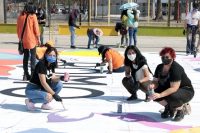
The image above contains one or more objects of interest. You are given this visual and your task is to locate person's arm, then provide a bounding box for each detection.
[107,59,113,72]
[51,73,60,82]
[33,14,41,45]
[139,67,150,83]
[38,73,55,95]
[125,66,131,78]
[160,81,180,97]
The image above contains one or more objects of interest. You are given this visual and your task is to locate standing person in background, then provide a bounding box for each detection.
[122,46,153,101]
[87,28,103,49]
[184,3,200,55]
[36,3,46,45]
[97,45,124,74]
[68,8,80,49]
[127,9,139,46]
[120,10,128,47]
[17,2,40,81]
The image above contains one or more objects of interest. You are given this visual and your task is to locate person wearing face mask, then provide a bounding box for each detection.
[122,45,153,101]
[25,45,63,111]
[149,47,194,122]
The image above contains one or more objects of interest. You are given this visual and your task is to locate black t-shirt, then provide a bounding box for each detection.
[154,61,192,89]
[30,60,55,91]
[36,8,46,25]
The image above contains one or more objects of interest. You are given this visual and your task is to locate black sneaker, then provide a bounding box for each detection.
[70,46,76,49]
[161,105,170,118]
[127,93,138,101]
[173,109,184,121]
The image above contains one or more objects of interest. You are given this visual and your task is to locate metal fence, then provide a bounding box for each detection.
[5,0,184,27]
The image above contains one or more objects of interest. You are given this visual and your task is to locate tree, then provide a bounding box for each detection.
[174,0,181,21]
[154,0,163,21]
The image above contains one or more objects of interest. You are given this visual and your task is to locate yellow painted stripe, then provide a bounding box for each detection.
[170,127,200,133]
[58,25,117,36]
[59,50,100,57]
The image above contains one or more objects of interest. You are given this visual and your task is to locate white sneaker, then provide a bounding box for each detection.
[25,99,36,111]
[41,103,53,110]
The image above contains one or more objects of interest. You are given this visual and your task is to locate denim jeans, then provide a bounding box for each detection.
[25,81,63,104]
[186,24,198,54]
[87,33,99,48]
[69,26,75,46]
[23,47,36,76]
[128,27,138,46]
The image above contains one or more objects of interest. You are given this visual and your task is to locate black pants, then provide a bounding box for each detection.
[154,86,194,109]
[122,77,150,95]
[23,47,36,76]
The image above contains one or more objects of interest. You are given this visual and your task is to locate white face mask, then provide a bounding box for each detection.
[127,54,136,61]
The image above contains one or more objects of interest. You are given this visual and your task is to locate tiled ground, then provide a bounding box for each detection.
[0,49,199,133]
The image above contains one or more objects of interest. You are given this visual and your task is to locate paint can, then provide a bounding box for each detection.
[148,88,154,96]
[117,103,122,113]
[100,66,104,74]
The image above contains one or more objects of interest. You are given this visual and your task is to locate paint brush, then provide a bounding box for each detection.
[61,101,66,110]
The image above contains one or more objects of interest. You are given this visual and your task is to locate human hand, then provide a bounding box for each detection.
[53,94,62,102]
[60,59,67,64]
[46,93,53,102]
[95,63,101,68]
[149,93,161,100]
[183,29,186,35]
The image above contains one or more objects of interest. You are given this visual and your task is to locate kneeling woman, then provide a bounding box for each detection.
[25,45,63,111]
[149,47,194,121]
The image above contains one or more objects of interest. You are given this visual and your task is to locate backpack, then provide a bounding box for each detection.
[115,22,122,32]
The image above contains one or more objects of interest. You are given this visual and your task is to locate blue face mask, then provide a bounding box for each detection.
[45,55,56,63]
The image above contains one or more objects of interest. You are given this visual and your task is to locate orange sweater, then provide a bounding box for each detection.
[105,49,124,69]
[17,13,40,49]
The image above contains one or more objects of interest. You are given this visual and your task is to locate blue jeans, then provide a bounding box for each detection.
[186,24,198,54]
[25,81,63,104]
[69,26,75,46]
[128,27,138,46]
[87,33,99,49]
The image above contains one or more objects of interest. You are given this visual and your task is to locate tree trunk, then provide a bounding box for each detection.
[155,0,163,21]
[174,0,181,21]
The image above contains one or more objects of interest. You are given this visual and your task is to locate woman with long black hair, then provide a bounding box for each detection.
[122,45,153,101]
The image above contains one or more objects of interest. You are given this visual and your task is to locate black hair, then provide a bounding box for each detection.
[132,9,138,21]
[101,47,110,61]
[124,45,146,68]
[120,9,127,20]
[44,45,58,68]
[24,2,36,14]
[193,3,199,10]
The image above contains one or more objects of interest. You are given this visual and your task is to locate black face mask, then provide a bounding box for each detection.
[161,57,172,65]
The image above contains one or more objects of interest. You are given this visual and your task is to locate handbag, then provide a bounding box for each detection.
[18,14,29,55]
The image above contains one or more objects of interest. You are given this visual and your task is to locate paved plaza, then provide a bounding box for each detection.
[0,33,200,133]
